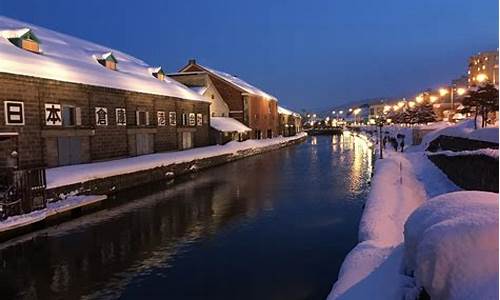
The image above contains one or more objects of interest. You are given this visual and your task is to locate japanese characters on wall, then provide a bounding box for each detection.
[95,107,108,126]
[115,108,126,126]
[157,111,166,126]
[45,103,62,126]
[4,101,24,125]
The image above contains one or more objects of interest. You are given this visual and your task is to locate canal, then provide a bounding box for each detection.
[0,135,373,300]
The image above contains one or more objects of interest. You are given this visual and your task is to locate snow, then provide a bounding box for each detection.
[189,86,208,95]
[210,117,252,133]
[0,16,207,102]
[419,119,498,150]
[191,63,277,101]
[427,148,499,159]
[278,105,301,117]
[329,147,460,299]
[403,191,499,300]
[46,133,306,189]
[0,194,107,233]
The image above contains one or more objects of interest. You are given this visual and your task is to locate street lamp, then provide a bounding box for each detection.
[456,87,466,96]
[439,88,449,96]
[476,73,488,83]
[415,94,424,103]
[429,95,438,103]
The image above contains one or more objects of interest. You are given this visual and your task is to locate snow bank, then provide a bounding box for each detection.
[0,195,107,233]
[210,117,251,133]
[0,16,207,102]
[46,133,306,189]
[404,191,499,300]
[419,119,498,150]
[277,105,300,117]
[427,148,499,159]
[328,152,427,299]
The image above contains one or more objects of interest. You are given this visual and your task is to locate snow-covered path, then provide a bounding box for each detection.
[328,147,460,300]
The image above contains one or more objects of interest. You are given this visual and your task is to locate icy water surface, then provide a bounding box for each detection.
[0,135,373,300]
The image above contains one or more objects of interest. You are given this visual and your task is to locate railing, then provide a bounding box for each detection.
[0,167,46,220]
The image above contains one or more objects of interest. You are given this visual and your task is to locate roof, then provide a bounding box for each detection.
[278,106,301,117]
[182,62,277,101]
[189,86,207,95]
[210,117,252,133]
[0,16,208,103]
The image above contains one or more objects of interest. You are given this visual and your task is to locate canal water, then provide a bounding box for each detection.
[0,135,373,300]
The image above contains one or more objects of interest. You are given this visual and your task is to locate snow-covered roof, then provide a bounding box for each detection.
[189,86,207,95]
[184,63,277,101]
[210,117,251,133]
[0,16,208,103]
[278,106,301,117]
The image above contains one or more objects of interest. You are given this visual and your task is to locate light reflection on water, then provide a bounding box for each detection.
[0,135,373,300]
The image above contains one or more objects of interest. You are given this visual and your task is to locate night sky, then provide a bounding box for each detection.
[1,0,498,110]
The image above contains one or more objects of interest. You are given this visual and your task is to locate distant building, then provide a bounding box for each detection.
[178,60,279,139]
[451,75,468,88]
[0,17,210,169]
[278,106,302,137]
[468,50,499,86]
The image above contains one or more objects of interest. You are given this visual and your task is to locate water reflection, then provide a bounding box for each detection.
[0,135,373,300]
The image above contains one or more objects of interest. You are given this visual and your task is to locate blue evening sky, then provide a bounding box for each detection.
[1,0,498,110]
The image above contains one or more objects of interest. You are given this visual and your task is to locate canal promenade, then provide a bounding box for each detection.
[0,133,306,239]
[329,123,499,299]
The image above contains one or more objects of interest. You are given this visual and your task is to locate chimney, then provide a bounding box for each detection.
[188,59,196,65]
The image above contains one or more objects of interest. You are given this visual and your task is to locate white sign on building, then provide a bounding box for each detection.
[45,103,62,126]
[4,101,24,125]
[157,111,166,126]
[95,107,108,126]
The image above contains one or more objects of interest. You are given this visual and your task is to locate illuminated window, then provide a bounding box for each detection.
[151,67,165,80]
[97,52,118,71]
[7,28,41,53]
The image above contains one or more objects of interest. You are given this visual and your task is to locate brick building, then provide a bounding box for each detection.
[0,17,210,169]
[278,106,302,137]
[177,60,279,139]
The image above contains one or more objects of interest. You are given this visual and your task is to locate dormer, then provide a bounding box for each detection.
[96,52,118,71]
[7,28,41,53]
[151,67,165,80]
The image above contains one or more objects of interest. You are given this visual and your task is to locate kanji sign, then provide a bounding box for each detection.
[157,111,166,126]
[196,113,203,126]
[4,101,24,125]
[45,103,62,126]
[115,108,126,126]
[95,107,108,126]
[169,112,177,126]
[189,113,196,126]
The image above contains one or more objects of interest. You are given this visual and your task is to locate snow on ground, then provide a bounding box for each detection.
[0,194,107,233]
[46,133,306,189]
[418,119,498,150]
[0,16,206,102]
[210,117,251,133]
[329,143,460,299]
[404,191,499,300]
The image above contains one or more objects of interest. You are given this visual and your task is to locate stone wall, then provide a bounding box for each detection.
[427,135,498,152]
[0,72,210,168]
[428,154,499,192]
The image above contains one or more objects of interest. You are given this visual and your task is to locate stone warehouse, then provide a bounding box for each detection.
[175,60,279,139]
[278,106,302,137]
[0,17,210,169]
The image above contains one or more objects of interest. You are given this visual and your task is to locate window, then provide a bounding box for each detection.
[152,67,165,80]
[97,52,118,71]
[62,106,81,127]
[136,111,149,126]
[181,113,188,126]
[211,94,215,99]
[8,29,41,54]
[197,113,203,126]
[169,112,177,126]
[189,113,196,126]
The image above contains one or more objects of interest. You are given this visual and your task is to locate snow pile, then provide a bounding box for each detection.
[427,148,499,159]
[210,117,251,133]
[194,63,277,101]
[329,152,427,299]
[404,191,499,300]
[46,133,306,189]
[419,119,498,150]
[0,16,206,102]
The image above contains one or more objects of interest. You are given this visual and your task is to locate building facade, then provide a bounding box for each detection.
[178,60,279,139]
[0,18,210,170]
[468,50,499,86]
[278,106,302,137]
